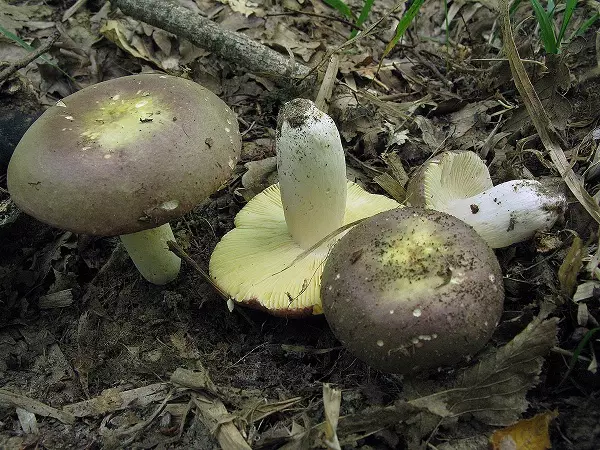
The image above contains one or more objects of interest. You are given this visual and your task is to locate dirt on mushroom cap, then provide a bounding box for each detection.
[321,207,505,374]
[7,74,241,236]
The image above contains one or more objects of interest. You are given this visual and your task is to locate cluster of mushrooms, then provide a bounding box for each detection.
[7,74,567,374]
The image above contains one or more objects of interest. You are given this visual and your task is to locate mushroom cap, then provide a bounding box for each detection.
[321,207,504,373]
[406,151,493,208]
[7,74,241,236]
[405,151,567,248]
[208,181,400,317]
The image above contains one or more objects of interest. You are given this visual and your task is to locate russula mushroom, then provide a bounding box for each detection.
[8,74,241,285]
[406,151,567,248]
[209,98,399,317]
[321,207,505,374]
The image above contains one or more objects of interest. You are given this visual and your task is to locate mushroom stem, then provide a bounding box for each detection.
[119,223,181,285]
[442,179,566,248]
[276,99,347,249]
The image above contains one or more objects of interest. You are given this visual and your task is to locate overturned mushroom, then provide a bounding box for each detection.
[406,151,567,248]
[8,74,241,284]
[209,99,399,317]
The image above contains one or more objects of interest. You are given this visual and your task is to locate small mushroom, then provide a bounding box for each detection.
[406,151,567,248]
[8,74,241,285]
[209,99,399,317]
[321,207,504,374]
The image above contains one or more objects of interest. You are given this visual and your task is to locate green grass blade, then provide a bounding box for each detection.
[530,0,558,53]
[557,0,579,44]
[0,25,37,52]
[350,0,375,38]
[571,12,599,38]
[509,0,524,15]
[322,0,355,20]
[0,25,57,67]
[0,25,73,80]
[381,0,425,59]
[568,327,600,368]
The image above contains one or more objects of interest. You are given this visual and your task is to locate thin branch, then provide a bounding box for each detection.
[111,0,314,87]
[0,31,61,83]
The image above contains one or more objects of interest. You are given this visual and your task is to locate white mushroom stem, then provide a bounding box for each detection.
[277,99,347,249]
[440,179,566,248]
[119,223,181,285]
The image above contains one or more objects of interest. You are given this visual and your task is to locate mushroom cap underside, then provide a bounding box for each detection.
[208,181,400,317]
[8,74,241,236]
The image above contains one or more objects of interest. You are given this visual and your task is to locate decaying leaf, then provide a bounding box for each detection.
[558,236,584,298]
[169,330,201,360]
[573,280,600,302]
[63,383,179,418]
[375,151,410,202]
[489,410,558,450]
[409,317,559,426]
[373,172,406,203]
[192,394,251,450]
[217,0,266,17]
[237,396,302,426]
[15,407,39,435]
[322,384,342,450]
[382,151,409,186]
[0,389,75,424]
[240,157,278,201]
[0,1,53,35]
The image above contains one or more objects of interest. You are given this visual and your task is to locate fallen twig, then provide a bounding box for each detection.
[167,240,228,300]
[111,0,314,87]
[0,31,61,83]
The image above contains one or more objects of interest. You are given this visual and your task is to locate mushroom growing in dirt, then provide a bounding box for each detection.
[405,151,567,248]
[209,98,399,317]
[321,207,505,374]
[8,74,241,285]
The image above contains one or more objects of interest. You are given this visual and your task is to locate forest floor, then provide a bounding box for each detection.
[1,0,600,448]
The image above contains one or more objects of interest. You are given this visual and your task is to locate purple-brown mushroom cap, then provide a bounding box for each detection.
[321,207,504,374]
[8,74,241,236]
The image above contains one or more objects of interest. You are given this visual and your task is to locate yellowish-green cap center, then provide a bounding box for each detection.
[79,91,166,157]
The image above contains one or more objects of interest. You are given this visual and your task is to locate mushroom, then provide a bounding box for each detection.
[7,74,241,285]
[321,207,505,374]
[405,151,567,248]
[209,99,399,317]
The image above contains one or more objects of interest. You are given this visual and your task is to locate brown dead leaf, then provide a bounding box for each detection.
[264,22,323,63]
[409,316,558,426]
[169,330,201,359]
[0,1,53,35]
[240,157,278,201]
[100,19,161,65]
[217,0,266,17]
[322,384,341,450]
[489,410,558,450]
[558,236,584,298]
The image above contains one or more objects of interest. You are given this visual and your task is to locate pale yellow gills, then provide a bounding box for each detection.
[209,181,399,317]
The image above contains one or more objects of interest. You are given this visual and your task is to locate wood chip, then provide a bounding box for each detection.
[38,289,74,309]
